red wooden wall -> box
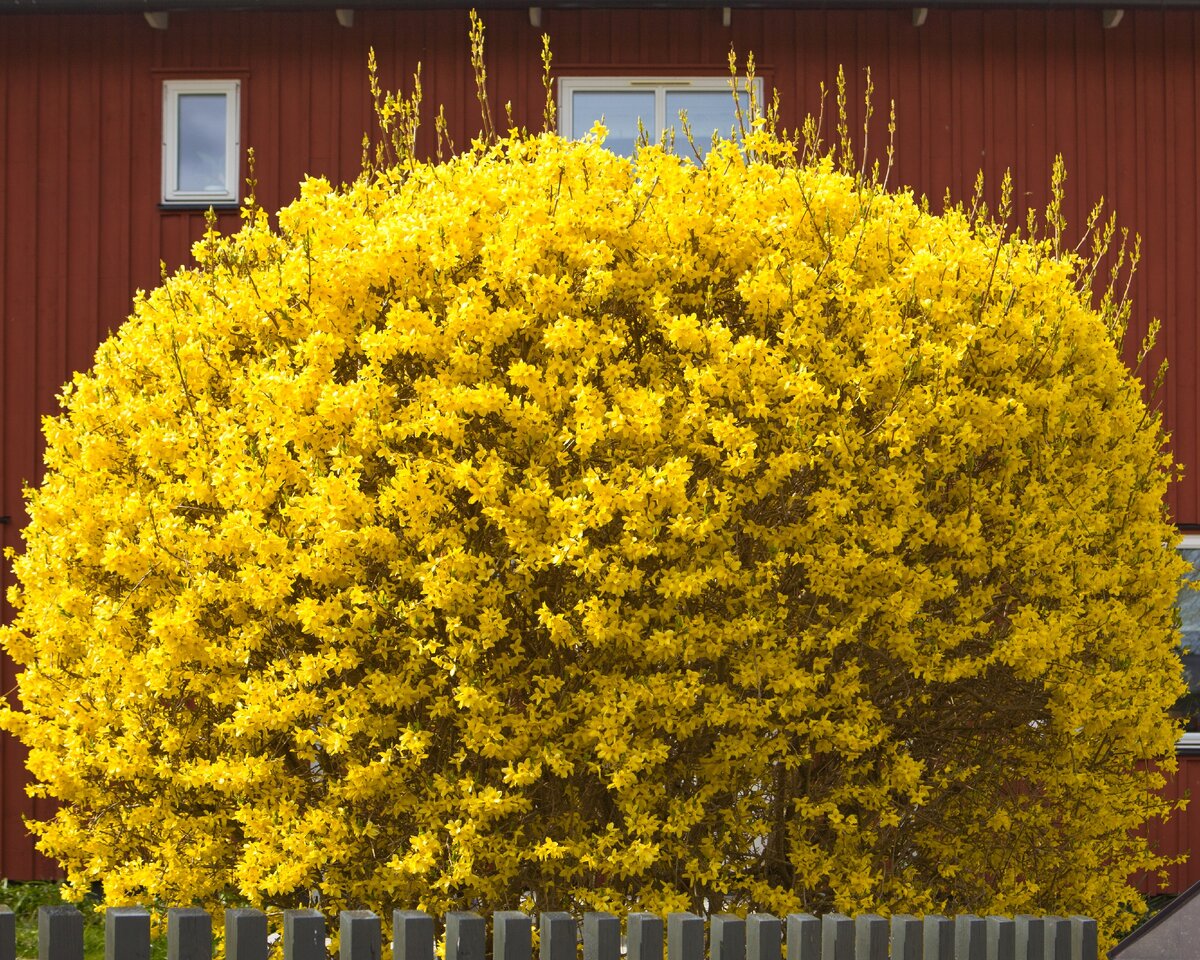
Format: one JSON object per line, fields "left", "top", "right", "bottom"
{"left": 3, "top": 3, "right": 1200, "bottom": 884}
{"left": 1142, "top": 759, "right": 1200, "bottom": 895}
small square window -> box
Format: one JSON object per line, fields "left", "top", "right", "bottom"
{"left": 558, "top": 76, "right": 761, "bottom": 160}
{"left": 162, "top": 79, "right": 240, "bottom": 205}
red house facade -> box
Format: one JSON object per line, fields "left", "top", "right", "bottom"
{"left": 3, "top": 0, "right": 1200, "bottom": 889}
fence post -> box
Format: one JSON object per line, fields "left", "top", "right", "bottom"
{"left": 629, "top": 913, "right": 664, "bottom": 960}
{"left": 1068, "top": 918, "right": 1097, "bottom": 960}
{"left": 284, "top": 910, "right": 325, "bottom": 960}
{"left": 544, "top": 913, "right": 577, "bottom": 960}
{"left": 392, "top": 911, "right": 434, "bottom": 960}
{"left": 341, "top": 912, "right": 381, "bottom": 960}
{"left": 225, "top": 909, "right": 268, "bottom": 960}
{"left": 956, "top": 916, "right": 986, "bottom": 960}
{"left": 445, "top": 912, "right": 485, "bottom": 960}
{"left": 106, "top": 907, "right": 151, "bottom": 960}
{"left": 787, "top": 915, "right": 820, "bottom": 960}
{"left": 495, "top": 912, "right": 532, "bottom": 960}
{"left": 712, "top": 916, "right": 745, "bottom": 960}
{"left": 889, "top": 916, "right": 921, "bottom": 960}
{"left": 821, "top": 914, "right": 853, "bottom": 960}
{"left": 0, "top": 905, "right": 14, "bottom": 960}
{"left": 747, "top": 914, "right": 781, "bottom": 960}
{"left": 39, "top": 905, "right": 84, "bottom": 960}
{"left": 924, "top": 916, "right": 954, "bottom": 960}
{"left": 1042, "top": 919, "right": 1070, "bottom": 960}
{"left": 985, "top": 917, "right": 1015, "bottom": 960}
{"left": 168, "top": 909, "right": 211, "bottom": 960}
{"left": 582, "top": 913, "right": 618, "bottom": 960}
{"left": 855, "top": 916, "right": 887, "bottom": 960}
{"left": 1014, "top": 917, "right": 1044, "bottom": 960}
{"left": 668, "top": 913, "right": 704, "bottom": 960}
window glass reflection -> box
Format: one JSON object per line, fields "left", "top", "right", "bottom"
{"left": 665, "top": 89, "right": 750, "bottom": 160}
{"left": 178, "top": 93, "right": 228, "bottom": 193}
{"left": 1178, "top": 548, "right": 1200, "bottom": 732}
{"left": 571, "top": 91, "right": 654, "bottom": 158}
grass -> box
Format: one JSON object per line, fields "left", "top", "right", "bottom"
{"left": 0, "top": 879, "right": 102, "bottom": 960}
{"left": 0, "top": 880, "right": 169, "bottom": 960}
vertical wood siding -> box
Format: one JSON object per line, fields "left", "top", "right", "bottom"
{"left": 1, "top": 5, "right": 1198, "bottom": 884}
{"left": 1135, "top": 755, "right": 1200, "bottom": 895}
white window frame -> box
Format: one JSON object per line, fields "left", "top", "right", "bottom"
{"left": 1178, "top": 534, "right": 1200, "bottom": 753}
{"left": 557, "top": 75, "right": 764, "bottom": 148}
{"left": 161, "top": 79, "right": 241, "bottom": 205}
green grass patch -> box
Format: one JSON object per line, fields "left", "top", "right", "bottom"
{"left": 0, "top": 881, "right": 169, "bottom": 960}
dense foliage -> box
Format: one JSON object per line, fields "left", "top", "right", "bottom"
{"left": 0, "top": 60, "right": 1185, "bottom": 943}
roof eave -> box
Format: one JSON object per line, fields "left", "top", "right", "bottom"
{"left": 4, "top": 0, "right": 1200, "bottom": 12}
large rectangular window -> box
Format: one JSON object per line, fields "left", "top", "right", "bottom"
{"left": 1177, "top": 538, "right": 1200, "bottom": 752}
{"left": 558, "top": 76, "right": 761, "bottom": 161}
{"left": 162, "top": 79, "right": 240, "bottom": 205}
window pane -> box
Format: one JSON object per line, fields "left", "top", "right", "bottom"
{"left": 665, "top": 89, "right": 751, "bottom": 161}
{"left": 571, "top": 91, "right": 654, "bottom": 158}
{"left": 1178, "top": 548, "right": 1200, "bottom": 731}
{"left": 177, "top": 93, "right": 228, "bottom": 193}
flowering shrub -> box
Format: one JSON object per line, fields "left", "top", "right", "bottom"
{"left": 0, "top": 59, "right": 1185, "bottom": 942}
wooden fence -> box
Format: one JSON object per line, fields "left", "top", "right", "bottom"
{"left": 0, "top": 907, "right": 1099, "bottom": 960}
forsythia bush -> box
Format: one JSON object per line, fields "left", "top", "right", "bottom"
{"left": 0, "top": 61, "right": 1186, "bottom": 942}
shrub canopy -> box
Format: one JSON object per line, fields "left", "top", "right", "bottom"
{"left": 0, "top": 105, "right": 1185, "bottom": 940}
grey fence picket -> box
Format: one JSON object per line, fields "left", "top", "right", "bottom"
{"left": 340, "top": 911, "right": 380, "bottom": 960}
{"left": 889, "top": 916, "right": 921, "bottom": 960}
{"left": 583, "top": 912, "right": 618, "bottom": 960}
{"left": 1015, "top": 916, "right": 1044, "bottom": 960}
{"left": 747, "top": 913, "right": 781, "bottom": 960}
{"left": 0, "top": 905, "right": 13, "bottom": 960}
{"left": 39, "top": 905, "right": 83, "bottom": 960}
{"left": 284, "top": 910, "right": 325, "bottom": 960}
{"left": 494, "top": 911, "right": 532, "bottom": 960}
{"left": 392, "top": 911, "right": 434, "bottom": 960}
{"left": 225, "top": 909, "right": 267, "bottom": 960}
{"left": 1017, "top": 916, "right": 1046, "bottom": 960}
{"left": 668, "top": 913, "right": 705, "bottom": 960}
{"left": 711, "top": 915, "right": 744, "bottom": 960}
{"left": 628, "top": 913, "right": 664, "bottom": 960}
{"left": 956, "top": 916, "right": 986, "bottom": 960}
{"left": 787, "top": 914, "right": 821, "bottom": 960}
{"left": 1039, "top": 920, "right": 1058, "bottom": 960}
{"left": 1069, "top": 917, "right": 1097, "bottom": 960}
{"left": 547, "top": 912, "right": 578, "bottom": 960}
{"left": 168, "top": 908, "right": 211, "bottom": 960}
{"left": 106, "top": 907, "right": 150, "bottom": 960}
{"left": 1044, "top": 919, "right": 1071, "bottom": 960}
{"left": 445, "top": 912, "right": 485, "bottom": 960}
{"left": 542, "top": 912, "right": 578, "bottom": 960}
{"left": 986, "top": 918, "right": 1015, "bottom": 960}
{"left": 822, "top": 914, "right": 854, "bottom": 960}
{"left": 925, "top": 916, "right": 955, "bottom": 960}
{"left": 855, "top": 915, "right": 887, "bottom": 960}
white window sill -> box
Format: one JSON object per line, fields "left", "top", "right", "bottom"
{"left": 1179, "top": 733, "right": 1200, "bottom": 755}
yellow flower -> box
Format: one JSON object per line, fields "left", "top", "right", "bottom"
{"left": 0, "top": 67, "right": 1182, "bottom": 950}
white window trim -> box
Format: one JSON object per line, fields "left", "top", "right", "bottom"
{"left": 558, "top": 75, "right": 764, "bottom": 146}
{"left": 162, "top": 79, "right": 241, "bottom": 205}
